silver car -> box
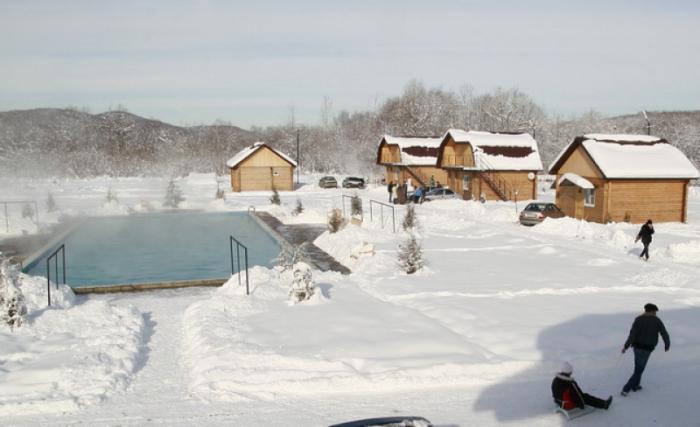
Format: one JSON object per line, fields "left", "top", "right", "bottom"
{"left": 423, "top": 188, "right": 457, "bottom": 201}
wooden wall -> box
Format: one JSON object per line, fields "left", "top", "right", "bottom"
{"left": 230, "top": 147, "right": 294, "bottom": 192}
{"left": 379, "top": 145, "right": 401, "bottom": 164}
{"left": 607, "top": 180, "right": 687, "bottom": 223}
{"left": 439, "top": 137, "right": 475, "bottom": 168}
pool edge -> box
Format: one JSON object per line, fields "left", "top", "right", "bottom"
{"left": 72, "top": 277, "right": 228, "bottom": 294}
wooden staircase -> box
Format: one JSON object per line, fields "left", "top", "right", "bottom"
{"left": 404, "top": 166, "right": 429, "bottom": 188}
{"left": 477, "top": 155, "right": 509, "bottom": 201}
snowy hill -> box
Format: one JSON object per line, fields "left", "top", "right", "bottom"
{"left": 0, "top": 108, "right": 256, "bottom": 177}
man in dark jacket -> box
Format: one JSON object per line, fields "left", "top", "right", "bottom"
{"left": 635, "top": 219, "right": 654, "bottom": 260}
{"left": 552, "top": 362, "right": 612, "bottom": 410}
{"left": 621, "top": 303, "right": 670, "bottom": 395}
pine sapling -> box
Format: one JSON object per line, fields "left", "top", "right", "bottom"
{"left": 328, "top": 208, "right": 344, "bottom": 233}
{"left": 288, "top": 262, "right": 316, "bottom": 303}
{"left": 402, "top": 204, "right": 419, "bottom": 231}
{"left": 163, "top": 179, "right": 185, "bottom": 208}
{"left": 398, "top": 232, "right": 423, "bottom": 274}
{"left": 215, "top": 184, "right": 225, "bottom": 200}
{"left": 351, "top": 194, "right": 362, "bottom": 218}
{"left": 270, "top": 188, "right": 281, "bottom": 205}
{"left": 293, "top": 198, "right": 304, "bottom": 216}
{"left": 46, "top": 193, "right": 58, "bottom": 213}
{"left": 106, "top": 187, "right": 118, "bottom": 203}
{"left": 0, "top": 256, "right": 27, "bottom": 330}
{"left": 275, "top": 242, "right": 310, "bottom": 272}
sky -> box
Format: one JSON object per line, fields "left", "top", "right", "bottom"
{"left": 2, "top": 0, "right": 700, "bottom": 129}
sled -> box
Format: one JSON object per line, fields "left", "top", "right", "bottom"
{"left": 555, "top": 404, "right": 596, "bottom": 421}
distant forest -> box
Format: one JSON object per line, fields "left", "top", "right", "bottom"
{"left": 1, "top": 80, "right": 699, "bottom": 178}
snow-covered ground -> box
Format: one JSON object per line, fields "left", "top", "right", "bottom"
{"left": 1, "top": 174, "right": 699, "bottom": 426}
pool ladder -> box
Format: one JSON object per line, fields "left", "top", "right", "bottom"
{"left": 46, "top": 243, "right": 66, "bottom": 307}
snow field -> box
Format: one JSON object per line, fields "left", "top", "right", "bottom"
{"left": 0, "top": 275, "right": 144, "bottom": 416}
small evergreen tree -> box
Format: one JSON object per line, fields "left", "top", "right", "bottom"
{"left": 402, "top": 204, "right": 418, "bottom": 231}
{"left": 328, "top": 208, "right": 343, "bottom": 233}
{"left": 0, "top": 256, "right": 27, "bottom": 330}
{"left": 275, "top": 242, "right": 310, "bottom": 271}
{"left": 21, "top": 203, "right": 34, "bottom": 219}
{"left": 351, "top": 194, "right": 362, "bottom": 218}
{"left": 270, "top": 188, "right": 281, "bottom": 205}
{"left": 293, "top": 198, "right": 304, "bottom": 216}
{"left": 46, "top": 193, "right": 58, "bottom": 213}
{"left": 288, "top": 262, "right": 316, "bottom": 303}
{"left": 163, "top": 179, "right": 185, "bottom": 208}
{"left": 106, "top": 187, "right": 118, "bottom": 203}
{"left": 398, "top": 232, "right": 423, "bottom": 274}
{"left": 215, "top": 184, "right": 225, "bottom": 200}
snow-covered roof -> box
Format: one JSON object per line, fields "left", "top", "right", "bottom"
{"left": 380, "top": 135, "right": 442, "bottom": 166}
{"left": 549, "top": 134, "right": 699, "bottom": 179}
{"left": 558, "top": 172, "right": 594, "bottom": 189}
{"left": 226, "top": 142, "right": 297, "bottom": 168}
{"left": 442, "top": 129, "right": 543, "bottom": 171}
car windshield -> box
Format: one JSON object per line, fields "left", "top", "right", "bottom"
{"left": 524, "top": 203, "right": 547, "bottom": 212}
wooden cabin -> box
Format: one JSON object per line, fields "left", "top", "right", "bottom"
{"left": 226, "top": 142, "right": 297, "bottom": 192}
{"left": 549, "top": 134, "right": 699, "bottom": 223}
{"left": 435, "top": 129, "right": 542, "bottom": 201}
{"left": 376, "top": 135, "right": 447, "bottom": 188}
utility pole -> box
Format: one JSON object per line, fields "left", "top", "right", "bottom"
{"left": 641, "top": 110, "right": 651, "bottom": 135}
{"left": 296, "top": 129, "right": 300, "bottom": 184}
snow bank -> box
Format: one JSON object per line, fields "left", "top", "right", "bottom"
{"left": 0, "top": 273, "right": 144, "bottom": 416}
{"left": 183, "top": 267, "right": 502, "bottom": 402}
{"left": 663, "top": 240, "right": 700, "bottom": 265}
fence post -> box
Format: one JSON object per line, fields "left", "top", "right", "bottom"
{"left": 244, "top": 246, "right": 249, "bottom": 295}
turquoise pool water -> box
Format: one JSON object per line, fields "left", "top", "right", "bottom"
{"left": 23, "top": 212, "right": 281, "bottom": 287}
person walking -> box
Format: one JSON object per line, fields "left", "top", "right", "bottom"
{"left": 552, "top": 362, "right": 612, "bottom": 410}
{"left": 635, "top": 219, "right": 654, "bottom": 261}
{"left": 620, "top": 303, "right": 670, "bottom": 396}
{"left": 413, "top": 186, "right": 424, "bottom": 204}
{"left": 387, "top": 181, "right": 395, "bottom": 203}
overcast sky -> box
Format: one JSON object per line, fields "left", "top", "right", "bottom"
{"left": 2, "top": 0, "right": 699, "bottom": 128}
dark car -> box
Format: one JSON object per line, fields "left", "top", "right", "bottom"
{"left": 319, "top": 176, "right": 338, "bottom": 189}
{"left": 329, "top": 416, "right": 433, "bottom": 427}
{"left": 423, "top": 187, "right": 457, "bottom": 201}
{"left": 342, "top": 176, "right": 365, "bottom": 189}
{"left": 519, "top": 202, "right": 565, "bottom": 226}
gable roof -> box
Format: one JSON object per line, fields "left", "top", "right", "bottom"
{"left": 439, "top": 129, "right": 543, "bottom": 171}
{"left": 548, "top": 134, "right": 699, "bottom": 179}
{"left": 377, "top": 135, "right": 442, "bottom": 166}
{"left": 226, "top": 142, "right": 297, "bottom": 169}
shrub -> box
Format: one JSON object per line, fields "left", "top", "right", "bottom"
{"left": 398, "top": 232, "right": 423, "bottom": 274}
{"left": 163, "top": 179, "right": 185, "bottom": 208}
{"left": 351, "top": 194, "right": 362, "bottom": 218}
{"left": 288, "top": 262, "right": 316, "bottom": 303}
{"left": 328, "top": 208, "right": 343, "bottom": 233}
{"left": 106, "top": 187, "right": 118, "bottom": 203}
{"left": 0, "top": 256, "right": 27, "bottom": 330}
{"left": 275, "top": 242, "right": 310, "bottom": 271}
{"left": 215, "top": 186, "right": 225, "bottom": 200}
{"left": 293, "top": 198, "right": 304, "bottom": 216}
{"left": 402, "top": 204, "right": 418, "bottom": 231}
{"left": 46, "top": 193, "right": 58, "bottom": 213}
{"left": 270, "top": 188, "right": 281, "bottom": 205}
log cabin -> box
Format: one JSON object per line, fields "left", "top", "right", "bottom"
{"left": 548, "top": 134, "right": 699, "bottom": 223}
{"left": 227, "top": 142, "right": 297, "bottom": 192}
{"left": 435, "top": 129, "right": 542, "bottom": 201}
{"left": 376, "top": 135, "right": 447, "bottom": 188}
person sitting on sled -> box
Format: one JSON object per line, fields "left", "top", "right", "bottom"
{"left": 552, "top": 362, "right": 612, "bottom": 410}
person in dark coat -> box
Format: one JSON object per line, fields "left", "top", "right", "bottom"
{"left": 635, "top": 219, "right": 654, "bottom": 260}
{"left": 621, "top": 303, "right": 670, "bottom": 395}
{"left": 551, "top": 362, "right": 612, "bottom": 410}
{"left": 387, "top": 181, "right": 395, "bottom": 203}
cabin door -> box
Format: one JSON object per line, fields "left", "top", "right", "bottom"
{"left": 558, "top": 185, "right": 583, "bottom": 219}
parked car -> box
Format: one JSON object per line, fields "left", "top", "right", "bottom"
{"left": 342, "top": 176, "right": 365, "bottom": 188}
{"left": 329, "top": 416, "right": 433, "bottom": 427}
{"left": 423, "top": 187, "right": 457, "bottom": 201}
{"left": 318, "top": 176, "right": 338, "bottom": 188}
{"left": 519, "top": 202, "right": 565, "bottom": 226}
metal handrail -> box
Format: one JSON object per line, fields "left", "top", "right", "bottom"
{"left": 248, "top": 205, "right": 256, "bottom": 212}
{"left": 229, "top": 236, "right": 250, "bottom": 295}
{"left": 369, "top": 200, "right": 396, "bottom": 233}
{"left": 1, "top": 200, "right": 39, "bottom": 233}
{"left": 46, "top": 244, "right": 66, "bottom": 307}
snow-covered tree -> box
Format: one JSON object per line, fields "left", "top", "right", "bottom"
{"left": 293, "top": 198, "right": 304, "bottom": 216}
{"left": 398, "top": 232, "right": 423, "bottom": 274}
{"left": 270, "top": 188, "right": 281, "bottom": 205}
{"left": 0, "top": 256, "right": 27, "bottom": 330}
{"left": 402, "top": 204, "right": 419, "bottom": 231}
{"left": 288, "top": 262, "right": 316, "bottom": 303}
{"left": 163, "top": 179, "right": 184, "bottom": 208}
{"left": 351, "top": 194, "right": 362, "bottom": 218}
{"left": 328, "top": 208, "right": 343, "bottom": 233}
{"left": 21, "top": 203, "right": 34, "bottom": 219}
{"left": 275, "top": 242, "right": 310, "bottom": 271}
{"left": 46, "top": 192, "right": 57, "bottom": 212}
{"left": 106, "top": 187, "right": 118, "bottom": 203}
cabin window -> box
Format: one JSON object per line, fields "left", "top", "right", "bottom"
{"left": 462, "top": 175, "right": 471, "bottom": 191}
{"left": 584, "top": 188, "right": 596, "bottom": 207}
